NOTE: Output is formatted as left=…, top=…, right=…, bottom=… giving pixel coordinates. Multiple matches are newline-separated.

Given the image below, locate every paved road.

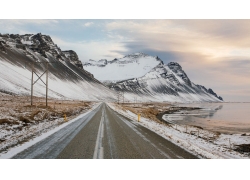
left=12, top=103, right=197, bottom=159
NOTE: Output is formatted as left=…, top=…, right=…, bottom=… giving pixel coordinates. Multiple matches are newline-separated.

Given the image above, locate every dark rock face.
left=208, top=88, right=223, bottom=100
left=62, top=50, right=83, bottom=69
left=109, top=58, right=118, bottom=64
left=123, top=52, right=149, bottom=59
left=208, top=88, right=216, bottom=95
left=83, top=59, right=108, bottom=67
left=156, top=56, right=164, bottom=65
left=98, top=59, right=107, bottom=65
left=196, top=85, right=223, bottom=101
left=0, top=41, right=6, bottom=52
left=167, top=62, right=192, bottom=86
left=218, top=96, right=223, bottom=101
left=16, top=44, right=26, bottom=50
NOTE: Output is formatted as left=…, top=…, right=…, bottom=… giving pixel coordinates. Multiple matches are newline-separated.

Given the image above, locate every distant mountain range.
left=0, top=33, right=222, bottom=102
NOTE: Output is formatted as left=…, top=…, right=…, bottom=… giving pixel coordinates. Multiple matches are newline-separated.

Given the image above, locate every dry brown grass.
left=0, top=119, right=12, bottom=125
left=0, top=93, right=94, bottom=126
left=0, top=93, right=96, bottom=153
left=116, top=102, right=172, bottom=124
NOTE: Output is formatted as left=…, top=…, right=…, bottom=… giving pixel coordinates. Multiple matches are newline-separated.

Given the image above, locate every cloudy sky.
left=1, top=19, right=250, bottom=102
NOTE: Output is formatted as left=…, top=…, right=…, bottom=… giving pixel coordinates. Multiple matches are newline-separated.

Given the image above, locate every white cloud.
left=84, top=22, right=94, bottom=27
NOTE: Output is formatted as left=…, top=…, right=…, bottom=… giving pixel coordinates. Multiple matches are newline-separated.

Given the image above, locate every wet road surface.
left=12, top=103, right=197, bottom=159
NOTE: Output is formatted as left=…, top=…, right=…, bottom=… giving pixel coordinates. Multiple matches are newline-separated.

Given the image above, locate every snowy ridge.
left=83, top=52, right=163, bottom=82
left=110, top=61, right=223, bottom=102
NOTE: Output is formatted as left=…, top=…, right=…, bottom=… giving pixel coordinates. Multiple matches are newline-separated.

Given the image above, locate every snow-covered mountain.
left=84, top=53, right=223, bottom=102
left=0, top=33, right=115, bottom=101
left=111, top=62, right=223, bottom=102
left=83, top=53, right=163, bottom=82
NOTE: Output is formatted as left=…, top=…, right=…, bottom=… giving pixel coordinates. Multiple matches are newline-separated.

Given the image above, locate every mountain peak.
left=83, top=52, right=162, bottom=81
left=84, top=59, right=108, bottom=67
left=167, top=62, right=181, bottom=68
left=0, top=33, right=83, bottom=69
left=167, top=62, right=191, bottom=86
left=123, top=52, right=150, bottom=58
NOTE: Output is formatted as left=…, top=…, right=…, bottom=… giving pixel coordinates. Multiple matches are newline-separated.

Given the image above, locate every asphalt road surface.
left=12, top=103, right=197, bottom=159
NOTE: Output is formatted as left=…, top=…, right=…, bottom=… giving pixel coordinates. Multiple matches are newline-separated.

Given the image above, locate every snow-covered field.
left=107, top=103, right=250, bottom=159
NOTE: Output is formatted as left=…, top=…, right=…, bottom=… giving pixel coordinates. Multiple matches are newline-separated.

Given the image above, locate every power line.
left=29, top=61, right=61, bottom=107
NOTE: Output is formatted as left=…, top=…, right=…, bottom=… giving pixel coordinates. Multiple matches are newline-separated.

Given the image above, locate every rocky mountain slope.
left=113, top=62, right=223, bottom=102
left=84, top=53, right=223, bottom=102
left=0, top=33, right=115, bottom=101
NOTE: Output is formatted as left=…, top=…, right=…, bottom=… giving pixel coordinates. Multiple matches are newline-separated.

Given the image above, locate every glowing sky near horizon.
left=0, top=19, right=249, bottom=102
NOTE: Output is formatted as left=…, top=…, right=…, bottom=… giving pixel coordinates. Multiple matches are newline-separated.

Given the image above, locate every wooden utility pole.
left=30, top=62, right=49, bottom=107
left=46, top=62, right=48, bottom=107
left=117, top=92, right=120, bottom=104
left=123, top=91, right=124, bottom=104
left=31, top=63, right=34, bottom=106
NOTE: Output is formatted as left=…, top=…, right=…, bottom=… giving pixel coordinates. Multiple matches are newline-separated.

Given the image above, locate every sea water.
left=162, top=103, right=250, bottom=134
